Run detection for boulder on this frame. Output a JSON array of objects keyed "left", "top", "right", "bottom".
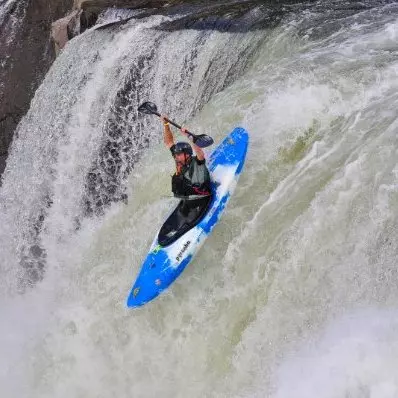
[{"left": 51, "top": 10, "right": 81, "bottom": 54}]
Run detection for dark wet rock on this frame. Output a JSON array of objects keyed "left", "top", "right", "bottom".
[
  {"left": 0, "top": 0, "right": 74, "bottom": 178},
  {"left": 156, "top": 1, "right": 287, "bottom": 32},
  {"left": 77, "top": 0, "right": 189, "bottom": 11},
  {"left": 63, "top": 0, "right": 200, "bottom": 36},
  {"left": 80, "top": 0, "right": 292, "bottom": 33}
]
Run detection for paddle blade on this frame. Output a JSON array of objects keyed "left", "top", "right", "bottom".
[
  {"left": 192, "top": 134, "right": 214, "bottom": 148},
  {"left": 138, "top": 101, "right": 159, "bottom": 115}
]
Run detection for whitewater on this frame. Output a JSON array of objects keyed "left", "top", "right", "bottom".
[{"left": 1, "top": 1, "right": 398, "bottom": 397}]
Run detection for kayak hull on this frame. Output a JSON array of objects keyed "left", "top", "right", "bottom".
[{"left": 127, "top": 127, "right": 249, "bottom": 307}]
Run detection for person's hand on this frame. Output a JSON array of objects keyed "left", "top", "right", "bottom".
[
  {"left": 181, "top": 128, "right": 194, "bottom": 142},
  {"left": 160, "top": 115, "right": 169, "bottom": 124}
]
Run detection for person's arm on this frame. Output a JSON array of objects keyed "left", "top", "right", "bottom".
[
  {"left": 181, "top": 127, "right": 205, "bottom": 161},
  {"left": 161, "top": 115, "right": 174, "bottom": 149}
]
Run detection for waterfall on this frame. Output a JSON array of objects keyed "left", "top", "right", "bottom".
[{"left": 1, "top": 1, "right": 398, "bottom": 397}]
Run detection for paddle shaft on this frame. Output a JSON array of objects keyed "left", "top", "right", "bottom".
[
  {"left": 150, "top": 110, "right": 196, "bottom": 141},
  {"left": 138, "top": 101, "right": 213, "bottom": 147}
]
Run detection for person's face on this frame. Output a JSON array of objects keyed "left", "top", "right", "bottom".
[{"left": 174, "top": 152, "right": 188, "bottom": 165}]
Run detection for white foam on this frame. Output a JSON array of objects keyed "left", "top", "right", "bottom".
[{"left": 2, "top": 5, "right": 398, "bottom": 398}]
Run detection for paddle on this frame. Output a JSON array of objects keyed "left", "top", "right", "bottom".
[{"left": 138, "top": 102, "right": 214, "bottom": 148}]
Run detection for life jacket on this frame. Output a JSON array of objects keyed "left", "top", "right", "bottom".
[{"left": 172, "top": 157, "right": 211, "bottom": 200}]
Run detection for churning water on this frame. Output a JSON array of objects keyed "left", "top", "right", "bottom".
[{"left": 1, "top": 1, "right": 398, "bottom": 397}]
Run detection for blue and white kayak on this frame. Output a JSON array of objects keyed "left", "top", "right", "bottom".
[{"left": 127, "top": 127, "right": 249, "bottom": 307}]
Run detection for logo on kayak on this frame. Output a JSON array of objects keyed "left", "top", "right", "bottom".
[
  {"left": 133, "top": 287, "right": 140, "bottom": 297},
  {"left": 176, "top": 241, "right": 191, "bottom": 262},
  {"left": 152, "top": 245, "right": 162, "bottom": 254}
]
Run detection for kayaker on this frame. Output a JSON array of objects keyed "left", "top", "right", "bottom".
[{"left": 161, "top": 115, "right": 212, "bottom": 217}]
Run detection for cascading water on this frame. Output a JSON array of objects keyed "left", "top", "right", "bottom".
[
  {"left": 0, "top": 9, "right": 266, "bottom": 288},
  {"left": 1, "top": 1, "right": 398, "bottom": 397}
]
